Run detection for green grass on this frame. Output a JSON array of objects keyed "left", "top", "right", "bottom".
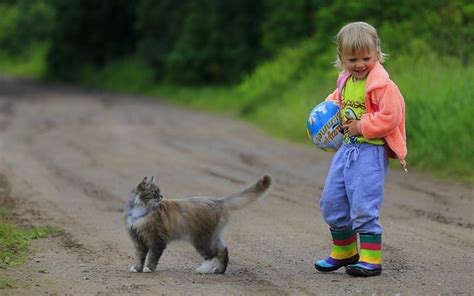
[
  {"left": 78, "top": 57, "right": 156, "bottom": 94},
  {"left": 388, "top": 54, "right": 474, "bottom": 181},
  {"left": 0, "top": 275, "right": 14, "bottom": 289},
  {"left": 151, "top": 84, "right": 246, "bottom": 116},
  {"left": 0, "top": 208, "right": 59, "bottom": 289},
  {"left": 0, "top": 43, "right": 49, "bottom": 78}
]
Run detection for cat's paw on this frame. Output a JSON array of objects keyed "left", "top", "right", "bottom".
[
  {"left": 195, "top": 258, "right": 224, "bottom": 274},
  {"left": 129, "top": 265, "right": 141, "bottom": 273},
  {"left": 143, "top": 266, "right": 154, "bottom": 273}
]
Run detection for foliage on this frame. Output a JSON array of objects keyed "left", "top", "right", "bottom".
[
  {"left": 0, "top": 0, "right": 54, "bottom": 55},
  {"left": 148, "top": 0, "right": 264, "bottom": 84},
  {"left": 375, "top": 0, "right": 474, "bottom": 65},
  {"left": 260, "top": 0, "right": 314, "bottom": 56},
  {"left": 78, "top": 57, "right": 155, "bottom": 94},
  {"left": 33, "top": 0, "right": 474, "bottom": 83},
  {"left": 136, "top": 0, "right": 189, "bottom": 81},
  {"left": 46, "top": 0, "right": 138, "bottom": 80},
  {"left": 0, "top": 43, "right": 48, "bottom": 77},
  {"left": 237, "top": 39, "right": 328, "bottom": 115}
]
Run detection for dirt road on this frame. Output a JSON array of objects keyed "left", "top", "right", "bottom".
[{"left": 0, "top": 77, "right": 472, "bottom": 295}]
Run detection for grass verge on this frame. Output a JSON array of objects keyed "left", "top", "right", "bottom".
[
  {"left": 0, "top": 208, "right": 59, "bottom": 289},
  {"left": 0, "top": 44, "right": 49, "bottom": 79}
]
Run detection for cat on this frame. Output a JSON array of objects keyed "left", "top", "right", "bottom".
[{"left": 124, "top": 174, "right": 272, "bottom": 274}]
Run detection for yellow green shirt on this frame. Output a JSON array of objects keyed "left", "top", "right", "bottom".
[{"left": 341, "top": 77, "right": 385, "bottom": 145}]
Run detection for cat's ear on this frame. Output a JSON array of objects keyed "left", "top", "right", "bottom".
[
  {"left": 150, "top": 176, "right": 156, "bottom": 184},
  {"left": 138, "top": 176, "right": 149, "bottom": 190}
]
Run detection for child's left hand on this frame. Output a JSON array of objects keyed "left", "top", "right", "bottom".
[{"left": 342, "top": 120, "right": 361, "bottom": 136}]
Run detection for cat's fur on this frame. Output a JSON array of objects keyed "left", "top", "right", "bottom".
[{"left": 124, "top": 175, "right": 272, "bottom": 274}]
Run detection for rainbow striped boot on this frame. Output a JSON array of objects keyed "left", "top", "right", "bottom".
[
  {"left": 315, "top": 229, "right": 359, "bottom": 272},
  {"left": 346, "top": 234, "right": 382, "bottom": 277}
]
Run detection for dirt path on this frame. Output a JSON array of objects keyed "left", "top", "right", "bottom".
[{"left": 0, "top": 77, "right": 472, "bottom": 295}]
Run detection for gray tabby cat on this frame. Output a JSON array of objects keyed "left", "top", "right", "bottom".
[{"left": 124, "top": 175, "right": 272, "bottom": 274}]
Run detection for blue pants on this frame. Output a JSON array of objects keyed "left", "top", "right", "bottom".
[{"left": 320, "top": 142, "right": 388, "bottom": 234}]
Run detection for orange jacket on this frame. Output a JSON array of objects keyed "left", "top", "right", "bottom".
[{"left": 325, "top": 62, "right": 407, "bottom": 164}]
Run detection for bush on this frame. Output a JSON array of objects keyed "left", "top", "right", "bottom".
[
  {"left": 139, "top": 0, "right": 264, "bottom": 84},
  {"left": 46, "top": 0, "right": 138, "bottom": 80},
  {"left": 0, "top": 0, "right": 54, "bottom": 55},
  {"left": 260, "top": 0, "right": 315, "bottom": 56},
  {"left": 136, "top": 0, "right": 189, "bottom": 81}
]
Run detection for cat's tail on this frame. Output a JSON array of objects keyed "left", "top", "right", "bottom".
[{"left": 221, "top": 175, "right": 272, "bottom": 211}]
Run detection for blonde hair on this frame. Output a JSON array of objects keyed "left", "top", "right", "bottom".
[{"left": 334, "top": 22, "right": 387, "bottom": 68}]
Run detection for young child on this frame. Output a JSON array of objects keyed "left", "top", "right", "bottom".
[{"left": 314, "top": 22, "right": 407, "bottom": 277}]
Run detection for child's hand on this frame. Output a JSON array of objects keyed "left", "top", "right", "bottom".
[{"left": 342, "top": 120, "right": 361, "bottom": 136}]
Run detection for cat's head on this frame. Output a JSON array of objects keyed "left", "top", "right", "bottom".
[{"left": 130, "top": 176, "right": 163, "bottom": 206}]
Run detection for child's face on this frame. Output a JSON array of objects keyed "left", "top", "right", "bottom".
[{"left": 342, "top": 51, "right": 378, "bottom": 81}]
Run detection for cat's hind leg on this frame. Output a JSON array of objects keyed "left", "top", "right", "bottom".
[
  {"left": 216, "top": 246, "right": 228, "bottom": 274},
  {"left": 194, "top": 232, "right": 228, "bottom": 274},
  {"left": 214, "top": 233, "right": 228, "bottom": 274}
]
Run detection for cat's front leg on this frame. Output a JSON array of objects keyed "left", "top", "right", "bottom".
[
  {"left": 128, "top": 230, "right": 148, "bottom": 272},
  {"left": 143, "top": 240, "right": 166, "bottom": 272},
  {"left": 130, "top": 243, "right": 148, "bottom": 272}
]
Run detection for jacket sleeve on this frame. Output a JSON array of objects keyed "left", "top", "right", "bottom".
[
  {"left": 324, "top": 89, "right": 339, "bottom": 103},
  {"left": 359, "top": 81, "right": 404, "bottom": 139}
]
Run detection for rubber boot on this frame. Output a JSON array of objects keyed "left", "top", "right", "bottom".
[
  {"left": 346, "top": 233, "right": 382, "bottom": 277},
  {"left": 315, "top": 229, "right": 359, "bottom": 272}
]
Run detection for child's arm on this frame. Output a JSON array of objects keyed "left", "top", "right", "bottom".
[{"left": 358, "top": 81, "right": 404, "bottom": 139}]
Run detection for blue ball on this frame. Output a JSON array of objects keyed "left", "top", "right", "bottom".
[{"left": 307, "top": 101, "right": 343, "bottom": 151}]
